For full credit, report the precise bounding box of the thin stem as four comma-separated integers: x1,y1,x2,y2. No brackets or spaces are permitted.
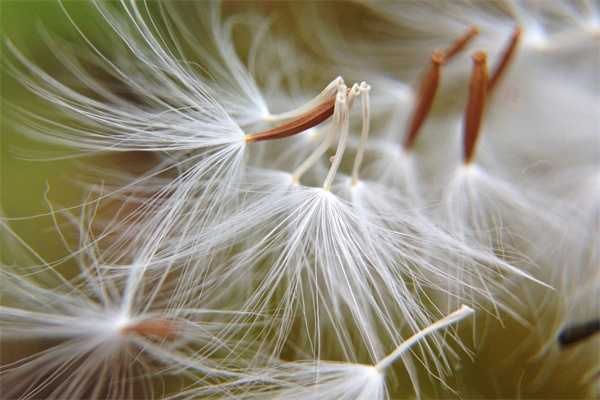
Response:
323,89,352,191
374,305,474,373
351,82,371,185
404,51,445,150
264,76,344,122
463,51,488,164
291,87,347,183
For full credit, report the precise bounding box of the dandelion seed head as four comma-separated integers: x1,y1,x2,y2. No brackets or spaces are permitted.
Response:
2,0,598,398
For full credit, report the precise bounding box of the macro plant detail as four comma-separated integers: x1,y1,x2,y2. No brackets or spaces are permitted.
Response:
0,1,598,399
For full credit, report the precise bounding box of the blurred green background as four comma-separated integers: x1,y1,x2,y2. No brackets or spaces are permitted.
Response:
1,1,104,265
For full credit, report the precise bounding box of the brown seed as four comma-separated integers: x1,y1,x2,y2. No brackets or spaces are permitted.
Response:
404,50,446,150
403,27,478,151
245,97,337,144
489,27,522,92
444,26,480,61
120,319,177,342
463,51,489,164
